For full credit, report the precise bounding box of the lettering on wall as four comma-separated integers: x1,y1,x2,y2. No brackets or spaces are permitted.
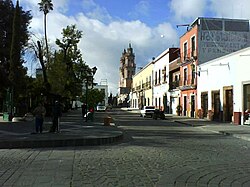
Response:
199,31,250,64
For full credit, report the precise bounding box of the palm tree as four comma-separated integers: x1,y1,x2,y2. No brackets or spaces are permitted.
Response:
38,0,53,64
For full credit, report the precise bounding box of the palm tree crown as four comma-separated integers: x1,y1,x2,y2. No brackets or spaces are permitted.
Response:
38,0,53,15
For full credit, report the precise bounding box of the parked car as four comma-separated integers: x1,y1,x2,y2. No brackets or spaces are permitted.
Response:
96,105,106,111
140,106,155,118
152,109,165,120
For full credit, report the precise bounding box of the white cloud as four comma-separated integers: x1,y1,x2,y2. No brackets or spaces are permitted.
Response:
209,0,250,19
170,0,206,22
22,0,179,95
129,0,150,18
21,0,69,15
79,0,112,23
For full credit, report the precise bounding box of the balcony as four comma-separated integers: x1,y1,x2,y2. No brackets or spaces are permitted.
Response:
179,75,197,90
181,48,197,65
136,85,141,91
169,81,180,90
132,81,152,93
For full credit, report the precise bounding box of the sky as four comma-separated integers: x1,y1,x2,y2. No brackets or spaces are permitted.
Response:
19,0,250,95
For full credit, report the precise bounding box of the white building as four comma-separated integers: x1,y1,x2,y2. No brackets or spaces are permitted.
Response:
93,79,109,106
197,47,250,125
153,48,179,112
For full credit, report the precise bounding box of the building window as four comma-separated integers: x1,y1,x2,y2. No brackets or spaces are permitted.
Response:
155,98,157,107
184,68,187,85
191,65,195,84
191,36,196,57
163,66,167,82
148,98,150,106
155,71,157,85
159,98,161,110
158,69,161,84
175,74,178,81
184,42,187,60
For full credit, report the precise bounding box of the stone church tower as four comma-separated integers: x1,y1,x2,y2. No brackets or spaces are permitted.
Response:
118,43,136,106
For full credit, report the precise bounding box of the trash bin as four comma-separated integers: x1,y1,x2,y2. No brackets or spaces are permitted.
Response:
104,116,112,126
3,112,10,121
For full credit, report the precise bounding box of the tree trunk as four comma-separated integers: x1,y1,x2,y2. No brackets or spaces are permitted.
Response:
37,41,50,92
44,13,49,64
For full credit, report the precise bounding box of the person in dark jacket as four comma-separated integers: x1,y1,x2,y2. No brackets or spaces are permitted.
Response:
81,103,87,118
33,102,46,133
50,100,62,133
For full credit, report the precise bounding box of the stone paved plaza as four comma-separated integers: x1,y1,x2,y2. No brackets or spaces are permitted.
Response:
0,110,250,186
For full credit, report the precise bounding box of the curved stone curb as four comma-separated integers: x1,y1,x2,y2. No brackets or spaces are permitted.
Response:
0,132,123,149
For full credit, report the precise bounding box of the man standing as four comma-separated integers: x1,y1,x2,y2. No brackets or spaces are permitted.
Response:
50,100,62,133
81,103,87,118
33,102,46,133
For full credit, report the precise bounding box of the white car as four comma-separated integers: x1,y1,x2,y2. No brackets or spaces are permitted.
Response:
140,106,155,118
96,105,106,111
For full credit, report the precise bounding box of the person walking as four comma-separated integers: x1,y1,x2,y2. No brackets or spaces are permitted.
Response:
50,100,62,133
33,102,46,133
81,103,87,118
89,107,94,121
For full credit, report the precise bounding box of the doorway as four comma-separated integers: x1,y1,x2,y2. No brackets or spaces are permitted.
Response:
224,87,233,122
201,92,208,118
184,96,187,116
212,91,221,121
191,95,195,117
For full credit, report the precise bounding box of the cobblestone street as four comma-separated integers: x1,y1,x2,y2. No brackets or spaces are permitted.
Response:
0,110,250,186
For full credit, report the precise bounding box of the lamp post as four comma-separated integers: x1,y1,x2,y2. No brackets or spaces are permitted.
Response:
84,66,97,122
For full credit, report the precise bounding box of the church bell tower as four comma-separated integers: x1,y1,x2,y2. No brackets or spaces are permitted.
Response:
118,43,136,106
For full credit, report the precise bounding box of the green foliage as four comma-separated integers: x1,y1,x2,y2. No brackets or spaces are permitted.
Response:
83,89,105,109
0,0,32,95
38,0,53,15
9,1,22,86
9,1,31,109
53,24,90,100
47,52,69,97
55,24,82,51
55,24,83,70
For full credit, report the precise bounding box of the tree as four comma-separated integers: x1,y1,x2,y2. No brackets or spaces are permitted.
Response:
47,51,68,96
55,25,87,99
38,0,53,64
0,0,32,108
55,24,83,71
8,0,31,117
83,89,105,109
37,40,50,92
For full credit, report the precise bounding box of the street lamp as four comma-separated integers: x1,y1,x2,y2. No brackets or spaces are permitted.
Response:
84,66,97,122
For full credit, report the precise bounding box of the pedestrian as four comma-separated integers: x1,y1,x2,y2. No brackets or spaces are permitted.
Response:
50,100,62,133
89,107,94,121
81,103,87,118
33,102,46,133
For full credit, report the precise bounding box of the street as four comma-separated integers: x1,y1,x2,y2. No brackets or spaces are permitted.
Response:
0,109,250,187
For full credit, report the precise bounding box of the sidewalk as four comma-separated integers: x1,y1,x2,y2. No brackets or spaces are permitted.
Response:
166,114,250,142
0,110,123,149
124,108,250,142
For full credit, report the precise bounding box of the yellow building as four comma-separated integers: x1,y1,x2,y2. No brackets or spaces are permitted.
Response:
131,61,153,109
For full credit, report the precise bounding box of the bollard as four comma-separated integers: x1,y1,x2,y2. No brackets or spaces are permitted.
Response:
104,116,112,126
